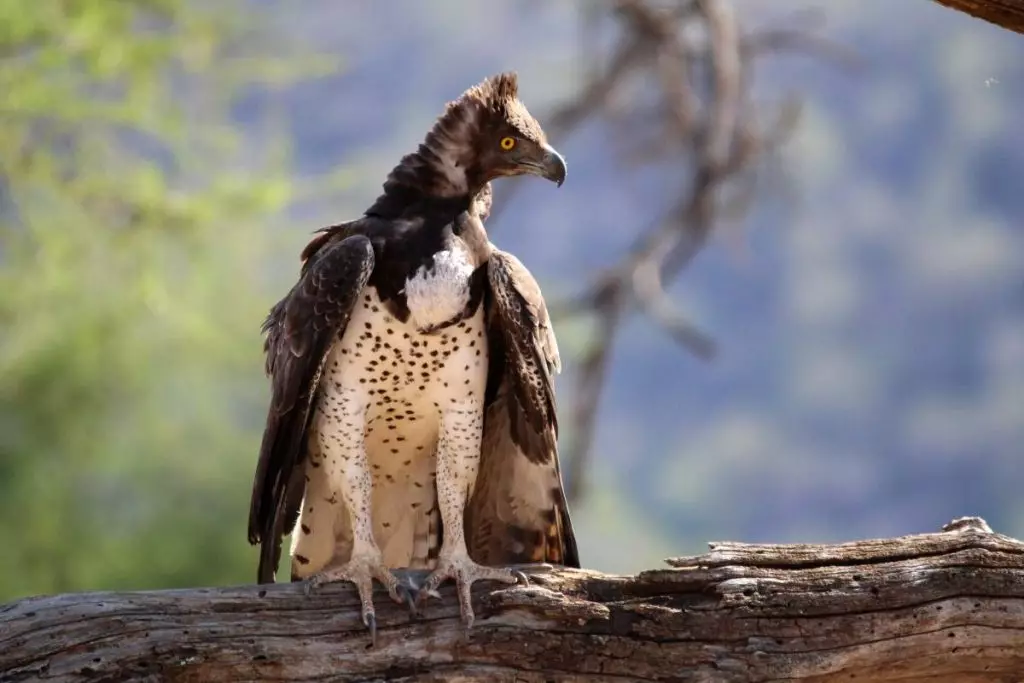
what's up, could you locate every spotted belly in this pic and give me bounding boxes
[290,285,488,577]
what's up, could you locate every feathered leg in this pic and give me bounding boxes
[416,398,527,627]
[302,391,409,645]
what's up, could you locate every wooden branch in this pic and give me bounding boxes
[932,0,1024,34]
[3,517,1024,682]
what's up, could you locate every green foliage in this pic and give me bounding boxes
[0,0,333,600]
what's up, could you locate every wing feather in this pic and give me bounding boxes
[248,231,375,583]
[466,249,579,568]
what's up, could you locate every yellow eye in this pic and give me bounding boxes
[499,136,516,151]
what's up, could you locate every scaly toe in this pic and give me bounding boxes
[456,581,476,629]
[382,582,403,605]
[415,582,442,606]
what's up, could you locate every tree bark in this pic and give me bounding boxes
[2,517,1024,682]
[932,0,1024,34]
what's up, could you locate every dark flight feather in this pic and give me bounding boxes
[248,231,375,583]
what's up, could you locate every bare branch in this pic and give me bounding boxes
[4,519,1024,681]
[631,241,716,359]
[562,290,623,503]
[488,0,850,505]
[931,0,1024,34]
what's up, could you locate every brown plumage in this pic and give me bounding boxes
[469,249,578,566]
[248,72,577,637]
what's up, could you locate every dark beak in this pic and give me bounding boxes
[538,143,567,187]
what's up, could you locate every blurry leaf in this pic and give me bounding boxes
[0,0,327,600]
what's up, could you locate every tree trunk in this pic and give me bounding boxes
[932,0,1024,33]
[2,517,1023,682]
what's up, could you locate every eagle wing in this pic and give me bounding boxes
[248,230,375,583]
[466,248,580,568]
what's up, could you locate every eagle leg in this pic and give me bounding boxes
[415,400,526,627]
[303,400,408,647]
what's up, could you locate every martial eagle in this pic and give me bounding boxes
[247,72,579,639]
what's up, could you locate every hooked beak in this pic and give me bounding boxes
[538,143,567,187]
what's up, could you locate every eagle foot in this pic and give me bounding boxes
[416,555,528,628]
[303,554,411,648]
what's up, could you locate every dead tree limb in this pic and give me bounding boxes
[932,0,1024,34]
[492,0,855,506]
[3,517,1024,682]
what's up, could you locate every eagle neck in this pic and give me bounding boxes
[365,98,487,220]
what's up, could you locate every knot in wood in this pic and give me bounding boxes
[942,516,993,534]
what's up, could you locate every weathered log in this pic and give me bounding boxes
[932,0,1024,34]
[2,517,1024,682]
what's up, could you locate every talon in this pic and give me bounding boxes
[363,611,377,648]
[512,570,529,587]
[399,585,418,616]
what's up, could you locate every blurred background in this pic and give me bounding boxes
[2,0,1022,601]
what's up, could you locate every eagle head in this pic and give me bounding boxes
[374,73,567,210]
[455,72,567,189]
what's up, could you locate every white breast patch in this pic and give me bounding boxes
[404,247,476,331]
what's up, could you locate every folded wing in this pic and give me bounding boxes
[466,249,579,568]
[247,231,375,583]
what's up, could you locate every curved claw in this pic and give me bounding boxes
[363,611,377,649]
[511,570,530,587]
[398,583,418,616]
